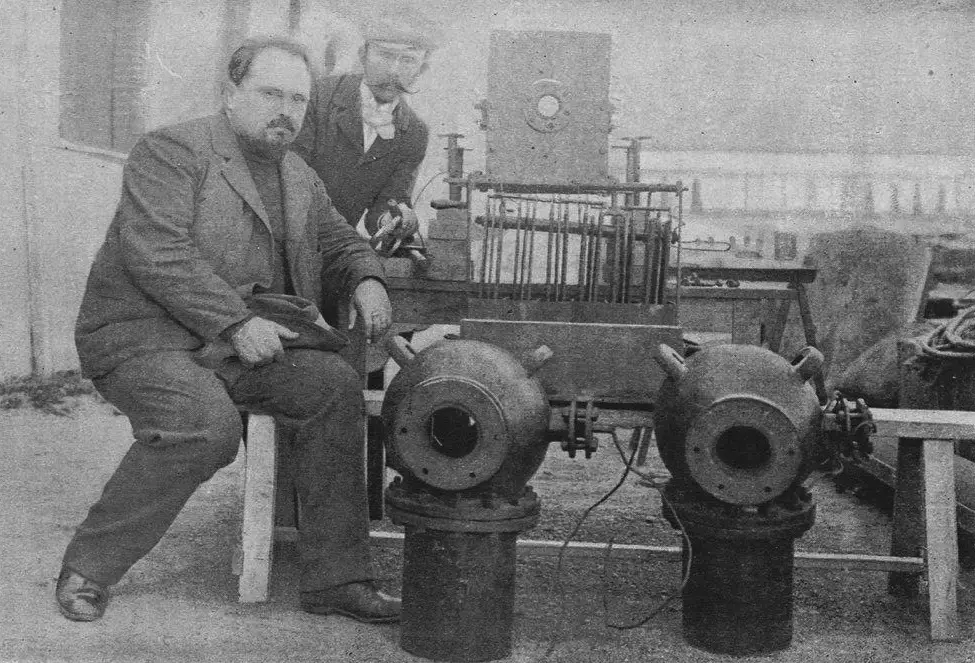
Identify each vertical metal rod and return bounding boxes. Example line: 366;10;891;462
493;199;506;299
525;202;537;301
580;207;590;301
512;201;523;298
576;204;589;301
479;197;492;298
545;202;555;301
441;133;466;202
642;210;652;305
559;206;570;302
586;208;598;301
619;213;628;303
619;215;627;303
552;202;562;301
518;202;529;299
591;213;603;302
648;215;658;305
662;215;672;303
609;215;620;303
623;212;635;303
674;184;684;315
653;214;666;304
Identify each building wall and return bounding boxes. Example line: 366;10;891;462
1;0;972;378
0;2;37;377
0;0;292;379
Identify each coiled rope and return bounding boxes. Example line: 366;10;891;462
919;305;975;360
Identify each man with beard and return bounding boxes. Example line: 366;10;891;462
55;36;401;625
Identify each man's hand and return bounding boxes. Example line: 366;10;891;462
230;316;300;367
349;278;392;344
394;202;419;239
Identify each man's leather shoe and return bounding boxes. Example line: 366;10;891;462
55;568;108;622
301;582;401;624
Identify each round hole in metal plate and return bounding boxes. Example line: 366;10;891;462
428;406;479;459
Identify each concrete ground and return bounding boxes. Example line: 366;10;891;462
3;394;975;663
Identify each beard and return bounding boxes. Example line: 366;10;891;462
237;116;297;161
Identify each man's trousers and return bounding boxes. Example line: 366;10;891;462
62;349;373;592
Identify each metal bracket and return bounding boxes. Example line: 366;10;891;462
562;397;599;458
823;391;876;462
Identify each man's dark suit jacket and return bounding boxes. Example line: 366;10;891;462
75;113;385;379
292;73;429;235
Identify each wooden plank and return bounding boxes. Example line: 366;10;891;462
731;299;763;345
678;286;797;301
364;389;384;417
872;409;975;440
923;440;960;641
763;297;793;353
669;266;818;284
461;319;683;403
388;287;468;325
239;414;277;603
428;208;469;240
367;532;924;572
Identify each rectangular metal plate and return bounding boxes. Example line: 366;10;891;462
460;319;683;404
485;30;612;186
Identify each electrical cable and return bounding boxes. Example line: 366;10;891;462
410;169;449;209
602;430;693;631
542;434;638;660
542;428;696;660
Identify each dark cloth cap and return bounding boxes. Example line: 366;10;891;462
360;4;444;51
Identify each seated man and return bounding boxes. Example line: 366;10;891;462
56;36;399;625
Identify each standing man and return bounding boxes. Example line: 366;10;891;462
292;13;441;247
56;36;400;625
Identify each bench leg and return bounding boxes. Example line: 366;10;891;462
239;414;278;603
923;439;959;641
889;438;924;598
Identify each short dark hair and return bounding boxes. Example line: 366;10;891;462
227;36;311;86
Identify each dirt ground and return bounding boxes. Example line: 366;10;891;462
2;392;975;663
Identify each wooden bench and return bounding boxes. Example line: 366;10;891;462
231;390;386;603
872;407;974;641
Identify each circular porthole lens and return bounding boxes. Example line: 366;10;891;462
536;94;561;118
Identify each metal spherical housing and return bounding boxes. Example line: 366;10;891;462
382;338;550;497
654;344;824;505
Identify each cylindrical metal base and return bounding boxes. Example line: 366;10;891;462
664;487;815;657
400;527;517;662
681;534;797;656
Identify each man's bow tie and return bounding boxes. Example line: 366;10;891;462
362;101;396;140
371;122;395;140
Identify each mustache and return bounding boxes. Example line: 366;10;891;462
266;116;296;132
375;79;417;95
